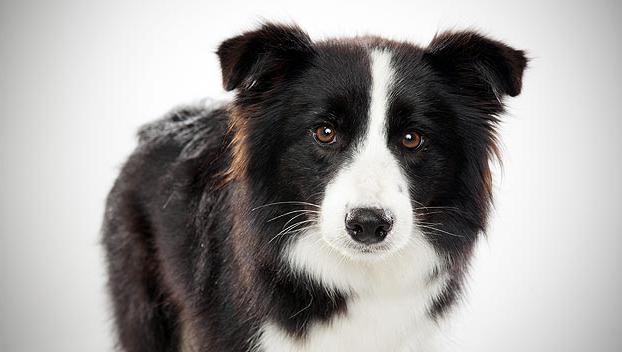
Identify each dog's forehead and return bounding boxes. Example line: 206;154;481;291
303;42;371;94
294;40;431;127
302;41;426;96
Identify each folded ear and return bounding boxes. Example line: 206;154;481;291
216;23;315;91
424;31;527;98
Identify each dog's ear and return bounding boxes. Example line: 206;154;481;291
424;31;527;99
216;23;315;91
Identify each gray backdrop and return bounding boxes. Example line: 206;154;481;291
1;0;621;351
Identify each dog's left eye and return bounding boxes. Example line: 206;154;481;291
313;125;337;145
402;131;423;149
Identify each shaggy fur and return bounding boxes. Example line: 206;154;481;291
103;23;526;352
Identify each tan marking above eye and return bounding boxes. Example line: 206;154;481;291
402;131;423;149
314;125;337;144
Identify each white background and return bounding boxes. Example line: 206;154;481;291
1;0;621;351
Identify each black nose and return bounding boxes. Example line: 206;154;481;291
345;208;393;245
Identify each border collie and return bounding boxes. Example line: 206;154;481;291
103;23;527;352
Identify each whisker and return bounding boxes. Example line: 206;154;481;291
415;206;460;211
411;198;426;207
282;212;319;230
268;225;317;245
289;295;314;319
417;224;463;238
251;201;321;211
416;221;444;227
268;220;317;244
280;219;316;235
267;209;320;223
411;198;459;211
415;211;448;216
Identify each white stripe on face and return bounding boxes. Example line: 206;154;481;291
313;48;414;259
367;49;394;154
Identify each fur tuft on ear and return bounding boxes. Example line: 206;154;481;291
216;23;315;91
425;31;527;98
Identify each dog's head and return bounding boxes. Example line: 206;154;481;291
217;23;526;279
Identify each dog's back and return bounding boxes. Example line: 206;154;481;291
102;100;232;352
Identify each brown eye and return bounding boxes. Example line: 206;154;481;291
402;131;423;149
314;125;337;144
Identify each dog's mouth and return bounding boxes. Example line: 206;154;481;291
321;235;404;260
348;241;392;253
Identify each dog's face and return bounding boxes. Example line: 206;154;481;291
218;24;526;265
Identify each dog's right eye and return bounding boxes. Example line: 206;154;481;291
402;131;423;150
313;125;337;145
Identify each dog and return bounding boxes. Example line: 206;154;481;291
102;23;527;352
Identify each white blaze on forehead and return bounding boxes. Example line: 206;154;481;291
367;49;394;146
341;48;402;208
305;47;418;267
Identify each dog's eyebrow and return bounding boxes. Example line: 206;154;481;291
308;108;341;123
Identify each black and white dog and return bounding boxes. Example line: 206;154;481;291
103;23;526;352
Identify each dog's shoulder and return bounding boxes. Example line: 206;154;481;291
136;98;231;160
105;98;233;220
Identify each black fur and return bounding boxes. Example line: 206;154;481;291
103;23;526;351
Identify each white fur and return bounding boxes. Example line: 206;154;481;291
317;49;413;260
256;49;447;352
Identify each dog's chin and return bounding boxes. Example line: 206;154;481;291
322;236;407;262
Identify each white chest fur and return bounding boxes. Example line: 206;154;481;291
255;232;449;352
257;290;445;352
